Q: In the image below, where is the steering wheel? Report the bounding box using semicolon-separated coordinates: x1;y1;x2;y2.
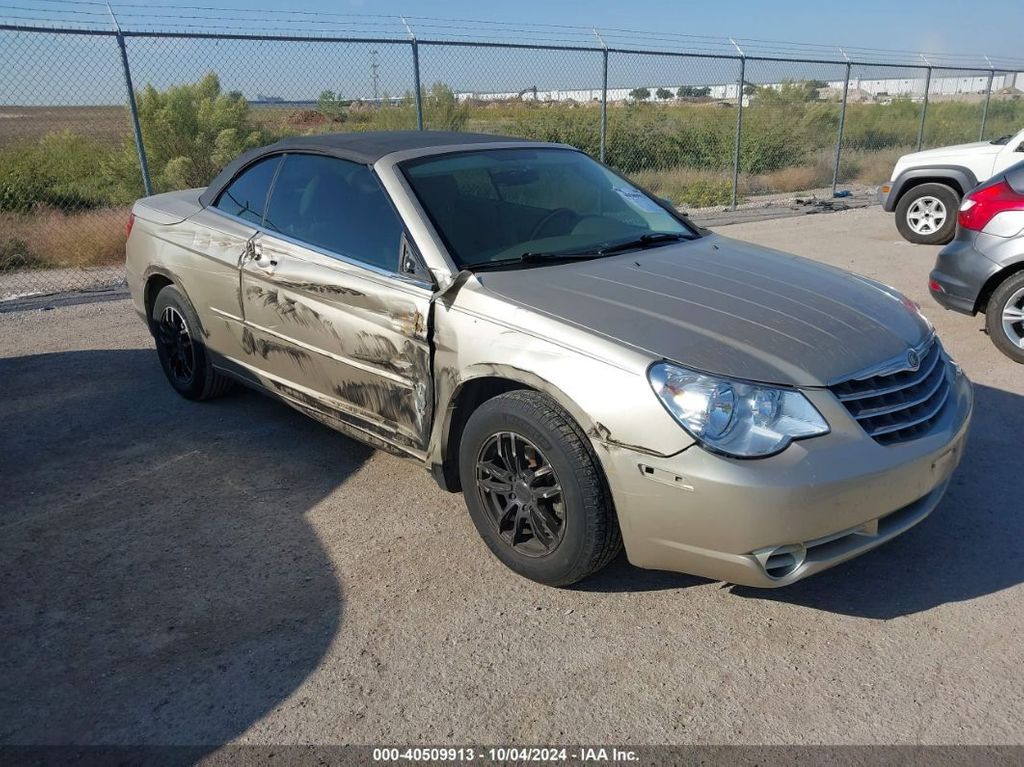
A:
528;208;580;240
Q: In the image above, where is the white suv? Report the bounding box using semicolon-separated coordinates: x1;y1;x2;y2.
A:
881;127;1024;244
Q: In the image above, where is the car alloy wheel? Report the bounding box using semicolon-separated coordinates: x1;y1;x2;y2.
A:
906;196;947;235
1001;286;1024;349
156;305;196;386
475;431;566;557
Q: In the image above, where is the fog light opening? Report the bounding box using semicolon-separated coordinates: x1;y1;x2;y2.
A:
761;544;807;579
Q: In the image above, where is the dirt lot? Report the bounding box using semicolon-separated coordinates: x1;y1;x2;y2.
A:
1;207;1022;747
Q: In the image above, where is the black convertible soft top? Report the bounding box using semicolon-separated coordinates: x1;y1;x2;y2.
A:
198;131;542;207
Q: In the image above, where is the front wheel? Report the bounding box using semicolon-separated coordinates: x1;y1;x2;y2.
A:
458;390;622;586
985;271;1024;364
894;183;959;245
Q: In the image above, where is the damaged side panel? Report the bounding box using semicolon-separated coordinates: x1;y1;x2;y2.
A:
130;207;257;361
231;234;434;456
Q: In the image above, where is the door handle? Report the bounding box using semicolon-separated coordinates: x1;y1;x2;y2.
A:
250;243;278;270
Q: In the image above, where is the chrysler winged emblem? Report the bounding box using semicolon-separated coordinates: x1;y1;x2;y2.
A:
907;348;920;371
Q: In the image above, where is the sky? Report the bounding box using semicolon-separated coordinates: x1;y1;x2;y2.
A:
2;0;1021;105
222;0;1019;63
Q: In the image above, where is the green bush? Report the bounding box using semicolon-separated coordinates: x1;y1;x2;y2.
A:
0;131;120;212
106;72;270;198
422;82;471;131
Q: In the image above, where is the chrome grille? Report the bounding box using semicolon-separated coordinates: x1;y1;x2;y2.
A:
831;340;951;445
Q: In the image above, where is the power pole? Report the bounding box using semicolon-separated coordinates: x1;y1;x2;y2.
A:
370;49;380;102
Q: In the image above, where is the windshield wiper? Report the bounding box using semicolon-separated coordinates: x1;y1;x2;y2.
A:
520;251;604;263
469;250;604;271
468;233;690;272
595;232;689;255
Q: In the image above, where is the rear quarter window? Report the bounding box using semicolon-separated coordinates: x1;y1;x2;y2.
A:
213;155;282;225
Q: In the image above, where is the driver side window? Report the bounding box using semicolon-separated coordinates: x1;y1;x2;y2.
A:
263;153;404;273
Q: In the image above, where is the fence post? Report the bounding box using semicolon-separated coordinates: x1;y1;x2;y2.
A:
730;50;745;210
402;17;424;130
916;63;932;151
980;60;995;141
107;5;152;196
594;28;608;164
831;61;852;197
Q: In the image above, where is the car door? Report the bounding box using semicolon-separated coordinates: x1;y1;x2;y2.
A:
185;154;283;359
238;152;434;456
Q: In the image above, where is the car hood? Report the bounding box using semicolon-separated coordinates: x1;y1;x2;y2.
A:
474;234;932;387
897;140;1001;168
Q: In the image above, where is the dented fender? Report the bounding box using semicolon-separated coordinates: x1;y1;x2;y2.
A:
424;275;697;486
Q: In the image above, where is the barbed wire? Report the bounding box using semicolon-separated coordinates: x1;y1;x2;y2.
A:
1;2;1021;70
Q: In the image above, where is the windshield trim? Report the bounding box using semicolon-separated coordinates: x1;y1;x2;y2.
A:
396;146;701;271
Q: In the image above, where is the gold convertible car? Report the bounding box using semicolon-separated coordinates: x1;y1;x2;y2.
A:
126;132;973;587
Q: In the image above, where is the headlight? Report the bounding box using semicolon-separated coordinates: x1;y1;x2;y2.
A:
648;362;829;458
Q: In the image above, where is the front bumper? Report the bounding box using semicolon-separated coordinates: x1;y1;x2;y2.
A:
599;372;973;588
878;184;896;211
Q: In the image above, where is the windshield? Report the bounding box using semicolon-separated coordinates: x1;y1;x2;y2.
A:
400;148;696;269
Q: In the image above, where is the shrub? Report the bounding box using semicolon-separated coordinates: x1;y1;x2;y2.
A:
422;82;470;131
106;73;270;198
0;131;120;212
317;90;348;120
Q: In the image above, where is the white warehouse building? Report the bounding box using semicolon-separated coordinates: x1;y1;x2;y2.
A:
455;71;1023;103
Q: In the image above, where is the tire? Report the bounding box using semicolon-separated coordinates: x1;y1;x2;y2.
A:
985;271;1024;364
895;183;959;245
152;284;235;400
458;390;622;586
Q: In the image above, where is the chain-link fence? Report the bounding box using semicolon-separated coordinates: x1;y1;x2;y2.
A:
2;22;1021;301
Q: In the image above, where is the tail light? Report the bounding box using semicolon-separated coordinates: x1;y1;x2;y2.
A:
125;211;135;239
958;179;1024;232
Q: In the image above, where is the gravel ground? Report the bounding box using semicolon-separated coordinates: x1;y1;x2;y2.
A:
1;207;1022;748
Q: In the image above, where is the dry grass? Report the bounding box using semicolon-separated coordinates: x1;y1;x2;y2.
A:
0;106;130;149
0;206;128;272
842;146;908;185
632;167;734;207
634;145;910;208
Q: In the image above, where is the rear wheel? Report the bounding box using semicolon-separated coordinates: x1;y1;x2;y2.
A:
895;183;959;245
152;284;235;400
985;272;1024;364
458;390;621;586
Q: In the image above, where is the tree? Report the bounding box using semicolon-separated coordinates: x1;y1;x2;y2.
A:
423;82;470;130
107;73;268;195
676;85;711;98
755;79;826;105
318;89;347;118
655;87;674;100
628;87;651;102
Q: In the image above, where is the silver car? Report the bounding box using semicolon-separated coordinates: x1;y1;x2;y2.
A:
930;158;1024;363
126;132;973;587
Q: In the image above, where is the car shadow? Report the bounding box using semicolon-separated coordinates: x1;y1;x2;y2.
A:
581;383;1024;619
0;349;372;746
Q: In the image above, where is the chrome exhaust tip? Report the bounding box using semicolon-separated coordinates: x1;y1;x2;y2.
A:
754;543;807;580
